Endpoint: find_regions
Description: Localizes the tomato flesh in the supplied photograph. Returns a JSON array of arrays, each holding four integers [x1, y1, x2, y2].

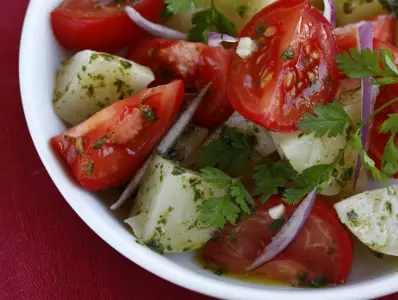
[[126, 39, 234, 128], [227, 0, 339, 132], [51, 81, 184, 191], [204, 196, 353, 286], [51, 0, 164, 53]]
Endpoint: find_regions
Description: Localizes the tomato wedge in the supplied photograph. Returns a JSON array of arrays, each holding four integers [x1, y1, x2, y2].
[[204, 196, 353, 286], [126, 39, 234, 128], [334, 15, 397, 55], [227, 0, 339, 132], [51, 81, 184, 191], [51, 0, 164, 53]]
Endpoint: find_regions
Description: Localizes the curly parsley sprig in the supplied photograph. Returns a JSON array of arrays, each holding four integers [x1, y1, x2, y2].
[[198, 167, 255, 228]]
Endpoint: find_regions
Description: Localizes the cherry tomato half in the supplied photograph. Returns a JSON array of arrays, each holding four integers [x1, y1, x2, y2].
[[126, 39, 234, 128], [51, 81, 184, 190], [51, 0, 164, 53], [227, 0, 339, 132], [204, 196, 353, 286]]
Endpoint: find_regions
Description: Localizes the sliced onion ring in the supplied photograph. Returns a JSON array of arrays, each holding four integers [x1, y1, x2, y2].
[[110, 83, 211, 210], [208, 32, 239, 47], [125, 7, 187, 40], [353, 22, 374, 187], [246, 188, 317, 271], [322, 0, 336, 27]]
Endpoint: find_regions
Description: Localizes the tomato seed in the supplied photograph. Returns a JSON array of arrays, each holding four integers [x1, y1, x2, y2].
[[284, 72, 294, 88], [264, 26, 277, 37], [308, 71, 316, 82], [260, 73, 273, 88], [311, 51, 319, 59], [305, 44, 311, 55]]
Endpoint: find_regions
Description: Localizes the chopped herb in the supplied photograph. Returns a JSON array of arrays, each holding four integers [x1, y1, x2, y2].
[[172, 166, 186, 176], [145, 239, 164, 254], [120, 60, 132, 69], [85, 161, 94, 176], [269, 218, 285, 232], [93, 136, 107, 149], [347, 209, 358, 221], [385, 201, 393, 215], [229, 231, 238, 244], [140, 104, 158, 123], [64, 135, 74, 142], [82, 65, 87, 72], [281, 48, 295, 61], [311, 276, 328, 287], [297, 272, 308, 285], [89, 54, 99, 63], [327, 247, 335, 255]]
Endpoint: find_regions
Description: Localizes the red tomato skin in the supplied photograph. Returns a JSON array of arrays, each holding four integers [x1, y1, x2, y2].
[[51, 81, 184, 190], [334, 15, 397, 55], [126, 39, 234, 128], [204, 197, 353, 286], [51, 0, 164, 53], [227, 0, 339, 132]]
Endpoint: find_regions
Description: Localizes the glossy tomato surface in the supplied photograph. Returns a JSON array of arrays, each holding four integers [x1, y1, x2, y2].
[[126, 39, 234, 128], [204, 196, 353, 286], [334, 15, 396, 55], [51, 81, 184, 190], [51, 0, 164, 53], [227, 0, 339, 132]]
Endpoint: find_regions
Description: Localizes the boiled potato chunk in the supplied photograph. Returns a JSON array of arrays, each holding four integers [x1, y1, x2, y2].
[[125, 155, 226, 253], [53, 50, 154, 126], [335, 185, 398, 256]]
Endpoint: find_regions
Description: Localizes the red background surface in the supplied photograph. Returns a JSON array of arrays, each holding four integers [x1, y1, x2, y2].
[[0, 1, 397, 300]]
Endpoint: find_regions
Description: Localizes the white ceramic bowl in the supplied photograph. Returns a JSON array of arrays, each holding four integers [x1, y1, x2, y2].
[[19, 1, 398, 299]]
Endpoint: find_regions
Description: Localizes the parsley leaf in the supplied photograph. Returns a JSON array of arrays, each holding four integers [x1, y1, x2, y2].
[[283, 163, 335, 204], [198, 195, 240, 228], [187, 5, 236, 42], [349, 135, 384, 183], [380, 114, 398, 133], [253, 161, 297, 202], [382, 134, 398, 178], [198, 127, 255, 174], [198, 167, 255, 228], [336, 48, 398, 85], [165, 0, 205, 14], [380, 114, 398, 178], [298, 102, 353, 138]]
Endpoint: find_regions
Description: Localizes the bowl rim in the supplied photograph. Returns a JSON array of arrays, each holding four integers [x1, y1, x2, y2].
[[18, 0, 398, 299]]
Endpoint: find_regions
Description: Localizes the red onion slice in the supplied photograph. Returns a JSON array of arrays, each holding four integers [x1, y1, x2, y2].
[[208, 32, 239, 47], [110, 84, 211, 210], [353, 22, 374, 187], [125, 7, 187, 40], [322, 0, 336, 27], [246, 188, 317, 271]]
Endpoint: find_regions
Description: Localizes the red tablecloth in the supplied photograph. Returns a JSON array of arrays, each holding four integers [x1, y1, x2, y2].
[[0, 1, 397, 300]]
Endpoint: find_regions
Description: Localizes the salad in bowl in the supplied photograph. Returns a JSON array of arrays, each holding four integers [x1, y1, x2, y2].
[[19, 0, 398, 298]]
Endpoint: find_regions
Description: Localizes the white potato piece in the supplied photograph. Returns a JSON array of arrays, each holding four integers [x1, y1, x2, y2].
[[125, 155, 226, 253], [334, 0, 384, 26], [53, 50, 154, 126], [335, 185, 398, 256]]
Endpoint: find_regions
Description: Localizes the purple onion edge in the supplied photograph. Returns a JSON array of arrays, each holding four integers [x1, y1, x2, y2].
[[354, 22, 374, 187], [246, 188, 317, 271]]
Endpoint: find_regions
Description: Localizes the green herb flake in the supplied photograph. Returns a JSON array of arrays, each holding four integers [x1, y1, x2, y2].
[[281, 48, 295, 61], [145, 239, 164, 254], [140, 104, 158, 123], [311, 276, 328, 288], [120, 60, 132, 69], [93, 136, 107, 150], [85, 161, 94, 176], [386, 201, 393, 215], [89, 54, 99, 64], [172, 166, 186, 176], [327, 247, 335, 255], [269, 218, 285, 232]]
